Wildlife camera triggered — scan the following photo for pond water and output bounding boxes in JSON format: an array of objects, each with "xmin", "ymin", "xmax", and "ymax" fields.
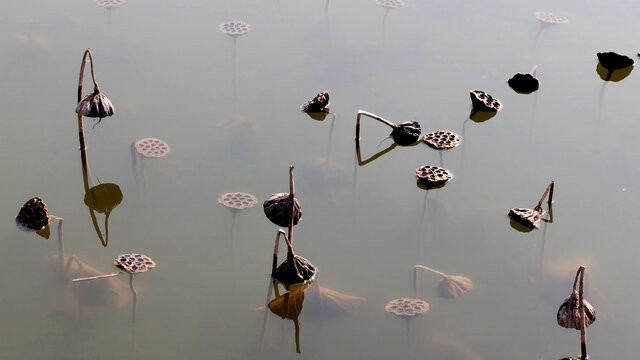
[{"xmin": 2, "ymin": 0, "xmax": 640, "ymax": 359}]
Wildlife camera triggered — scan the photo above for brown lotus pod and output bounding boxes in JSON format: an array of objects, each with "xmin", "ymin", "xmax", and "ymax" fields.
[
  {"xmin": 384, "ymin": 298, "xmax": 429, "ymax": 318},
  {"xmin": 437, "ymin": 275, "xmax": 474, "ymax": 299},
  {"xmin": 557, "ymin": 289, "xmax": 596, "ymax": 330},
  {"xmin": 114, "ymin": 253, "xmax": 156, "ymax": 274},
  {"xmin": 470, "ymin": 90, "xmax": 502, "ymax": 112},
  {"xmin": 508, "ymin": 207, "xmax": 543, "ymax": 229},
  {"xmin": 416, "ymin": 165, "xmax": 452, "ymax": 186},
  {"xmin": 219, "ymin": 21, "xmax": 252, "ymax": 36},
  {"xmin": 218, "ymin": 192, "xmax": 258, "ymax": 211},
  {"xmin": 391, "ymin": 121, "xmax": 421, "ymax": 146},
  {"xmin": 422, "ymin": 131, "xmax": 461, "ymax": 150},
  {"xmin": 301, "ymin": 91, "xmax": 330, "ymax": 113},
  {"xmin": 272, "ymin": 254, "xmax": 317, "ymax": 286},
  {"xmin": 535, "ymin": 11, "xmax": 568, "ymax": 24},
  {"xmin": 263, "ymin": 193, "xmax": 302, "ymax": 227},
  {"xmin": 597, "ymin": 51, "xmax": 634, "ymax": 71},
  {"xmin": 76, "ymin": 89, "xmax": 115, "ymax": 119},
  {"xmin": 376, "ymin": 0, "xmax": 405, "ymax": 9},
  {"xmin": 508, "ymin": 67, "xmax": 540, "ymax": 94},
  {"xmin": 134, "ymin": 138, "xmax": 171, "ymax": 158},
  {"xmin": 16, "ymin": 197, "xmax": 49, "ymax": 232}
]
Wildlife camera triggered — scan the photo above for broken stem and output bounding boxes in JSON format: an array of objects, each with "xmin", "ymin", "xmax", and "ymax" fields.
[
  {"xmin": 414, "ymin": 265, "xmax": 448, "ymax": 298},
  {"xmin": 535, "ymin": 181, "xmax": 554, "ymax": 212},
  {"xmin": 72, "ymin": 271, "xmax": 122, "ymax": 282},
  {"xmin": 529, "ymin": 65, "xmax": 539, "ymax": 76}
]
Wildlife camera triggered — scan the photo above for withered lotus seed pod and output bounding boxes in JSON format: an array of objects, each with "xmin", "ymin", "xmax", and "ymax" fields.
[
  {"xmin": 263, "ymin": 193, "xmax": 302, "ymax": 227},
  {"xmin": 76, "ymin": 89, "xmax": 115, "ymax": 119},
  {"xmin": 557, "ymin": 289, "xmax": 597, "ymax": 330},
  {"xmin": 16, "ymin": 197, "xmax": 49, "ymax": 232},
  {"xmin": 272, "ymin": 253, "xmax": 317, "ymax": 286},
  {"xmin": 470, "ymin": 90, "xmax": 502, "ymax": 112},
  {"xmin": 301, "ymin": 91, "xmax": 330, "ymax": 113},
  {"xmin": 390, "ymin": 121, "xmax": 421, "ymax": 146},
  {"xmin": 597, "ymin": 51, "xmax": 634, "ymax": 71}
]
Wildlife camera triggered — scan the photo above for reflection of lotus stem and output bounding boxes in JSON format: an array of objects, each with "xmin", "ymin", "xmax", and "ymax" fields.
[
  {"xmin": 81, "ymin": 147, "xmax": 108, "ymax": 247},
  {"xmin": 130, "ymin": 273, "xmax": 137, "ymax": 347},
  {"xmin": 259, "ymin": 278, "xmax": 274, "ymax": 349},
  {"xmin": 72, "ymin": 271, "xmax": 122, "ymax": 282},
  {"xmin": 413, "ymin": 265, "xmax": 448, "ymax": 298}
]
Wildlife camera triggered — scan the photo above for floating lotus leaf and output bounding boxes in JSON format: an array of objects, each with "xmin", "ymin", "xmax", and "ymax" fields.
[
  {"xmin": 470, "ymin": 90, "xmax": 502, "ymax": 112},
  {"xmin": 219, "ymin": 21, "xmax": 252, "ymax": 36},
  {"xmin": 508, "ymin": 207, "xmax": 543, "ymax": 229},
  {"xmin": 535, "ymin": 11, "xmax": 568, "ymax": 24},
  {"xmin": 263, "ymin": 193, "xmax": 302, "ymax": 227},
  {"xmin": 300, "ymin": 91, "xmax": 330, "ymax": 113},
  {"xmin": 218, "ymin": 192, "xmax": 258, "ymax": 211},
  {"xmin": 94, "ymin": 0, "xmax": 126, "ymax": 8},
  {"xmin": 76, "ymin": 90, "xmax": 115, "ymax": 119},
  {"xmin": 557, "ymin": 290, "xmax": 597, "ymax": 330},
  {"xmin": 385, "ymin": 298, "xmax": 429, "ymax": 318},
  {"xmin": 422, "ymin": 131, "xmax": 461, "ymax": 150},
  {"xmin": 508, "ymin": 73, "xmax": 539, "ymax": 94},
  {"xmin": 134, "ymin": 138, "xmax": 171, "ymax": 158},
  {"xmin": 390, "ymin": 121, "xmax": 421, "ymax": 146},
  {"xmin": 376, "ymin": 0, "xmax": 404, "ymax": 8},
  {"xmin": 16, "ymin": 197, "xmax": 49, "ymax": 232},
  {"xmin": 84, "ymin": 183, "xmax": 123, "ymax": 214},
  {"xmin": 416, "ymin": 165, "xmax": 452, "ymax": 187},
  {"xmin": 437, "ymin": 275, "xmax": 474, "ymax": 299},
  {"xmin": 273, "ymin": 254, "xmax": 317, "ymax": 287},
  {"xmin": 114, "ymin": 253, "xmax": 156, "ymax": 274}
]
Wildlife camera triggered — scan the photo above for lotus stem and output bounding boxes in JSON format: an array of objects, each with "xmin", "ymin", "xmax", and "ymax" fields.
[
  {"xmin": 77, "ymin": 49, "xmax": 98, "ymax": 151},
  {"xmin": 530, "ymin": 65, "xmax": 538, "ymax": 76},
  {"xmin": 535, "ymin": 181, "xmax": 554, "ymax": 212},
  {"xmin": 272, "ymin": 229, "xmax": 287, "ymax": 275},
  {"xmin": 413, "ymin": 265, "xmax": 448, "ymax": 298},
  {"xmin": 287, "ymin": 165, "xmax": 296, "ymax": 257},
  {"xmin": 577, "ymin": 266, "xmax": 587, "ymax": 360},
  {"xmin": 72, "ymin": 271, "xmax": 122, "ymax": 282}
]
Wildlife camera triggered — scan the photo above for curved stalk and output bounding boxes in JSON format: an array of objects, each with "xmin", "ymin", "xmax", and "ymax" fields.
[
  {"xmin": 272, "ymin": 229, "xmax": 287, "ymax": 275},
  {"xmin": 413, "ymin": 265, "xmax": 448, "ymax": 298},
  {"xmin": 77, "ymin": 49, "xmax": 99, "ymax": 151}
]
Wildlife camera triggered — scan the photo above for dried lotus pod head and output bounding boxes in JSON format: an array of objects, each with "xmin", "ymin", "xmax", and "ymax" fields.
[
  {"xmin": 114, "ymin": 253, "xmax": 156, "ymax": 274},
  {"xmin": 134, "ymin": 138, "xmax": 171, "ymax": 158},
  {"xmin": 263, "ymin": 193, "xmax": 302, "ymax": 227},
  {"xmin": 272, "ymin": 254, "xmax": 317, "ymax": 287},
  {"xmin": 376, "ymin": 0, "xmax": 404, "ymax": 8},
  {"xmin": 300, "ymin": 91, "xmax": 330, "ymax": 113},
  {"xmin": 508, "ymin": 73, "xmax": 539, "ymax": 94},
  {"xmin": 535, "ymin": 11, "xmax": 569, "ymax": 24},
  {"xmin": 16, "ymin": 197, "xmax": 50, "ymax": 232},
  {"xmin": 384, "ymin": 298, "xmax": 429, "ymax": 318},
  {"xmin": 391, "ymin": 121, "xmax": 421, "ymax": 146},
  {"xmin": 437, "ymin": 275, "xmax": 474, "ymax": 299},
  {"xmin": 416, "ymin": 165, "xmax": 452, "ymax": 187},
  {"xmin": 508, "ymin": 207, "xmax": 543, "ymax": 229},
  {"xmin": 219, "ymin": 21, "xmax": 252, "ymax": 36},
  {"xmin": 422, "ymin": 131, "xmax": 461, "ymax": 150},
  {"xmin": 218, "ymin": 192, "xmax": 258, "ymax": 211},
  {"xmin": 76, "ymin": 90, "xmax": 115, "ymax": 119},
  {"xmin": 597, "ymin": 51, "xmax": 634, "ymax": 71},
  {"xmin": 557, "ymin": 290, "xmax": 597, "ymax": 330},
  {"xmin": 94, "ymin": 0, "xmax": 126, "ymax": 8},
  {"xmin": 470, "ymin": 90, "xmax": 502, "ymax": 112}
]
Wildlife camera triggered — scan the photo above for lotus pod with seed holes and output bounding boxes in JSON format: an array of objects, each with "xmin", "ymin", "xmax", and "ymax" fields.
[
  {"xmin": 263, "ymin": 193, "xmax": 302, "ymax": 227},
  {"xmin": 470, "ymin": 90, "xmax": 502, "ymax": 112},
  {"xmin": 219, "ymin": 21, "xmax": 251, "ymax": 36},
  {"xmin": 16, "ymin": 197, "xmax": 49, "ymax": 232},
  {"xmin": 114, "ymin": 253, "xmax": 156, "ymax": 274},
  {"xmin": 390, "ymin": 121, "xmax": 421, "ymax": 146},
  {"xmin": 376, "ymin": 0, "xmax": 404, "ymax": 9},
  {"xmin": 76, "ymin": 90, "xmax": 115, "ymax": 119},
  {"xmin": 301, "ymin": 91, "xmax": 330, "ymax": 113},
  {"xmin": 535, "ymin": 11, "xmax": 568, "ymax": 24},
  {"xmin": 422, "ymin": 131, "xmax": 461, "ymax": 150},
  {"xmin": 557, "ymin": 290, "xmax": 596, "ymax": 330},
  {"xmin": 218, "ymin": 192, "xmax": 258, "ymax": 211},
  {"xmin": 134, "ymin": 138, "xmax": 171, "ymax": 158},
  {"xmin": 508, "ymin": 207, "xmax": 543, "ymax": 229},
  {"xmin": 416, "ymin": 165, "xmax": 452, "ymax": 186},
  {"xmin": 384, "ymin": 298, "xmax": 429, "ymax": 318}
]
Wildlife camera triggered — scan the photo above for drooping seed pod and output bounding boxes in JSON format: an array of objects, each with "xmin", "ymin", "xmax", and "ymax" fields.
[
  {"xmin": 16, "ymin": 197, "xmax": 50, "ymax": 232},
  {"xmin": 557, "ymin": 289, "xmax": 597, "ymax": 330},
  {"xmin": 390, "ymin": 121, "xmax": 421, "ymax": 146},
  {"xmin": 300, "ymin": 91, "xmax": 330, "ymax": 113},
  {"xmin": 76, "ymin": 89, "xmax": 115, "ymax": 119},
  {"xmin": 272, "ymin": 253, "xmax": 317, "ymax": 286},
  {"xmin": 263, "ymin": 193, "xmax": 302, "ymax": 227}
]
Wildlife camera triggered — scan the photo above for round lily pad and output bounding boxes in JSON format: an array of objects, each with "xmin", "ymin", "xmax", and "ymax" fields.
[
  {"xmin": 422, "ymin": 131, "xmax": 461, "ymax": 150},
  {"xmin": 385, "ymin": 298, "xmax": 429, "ymax": 318},
  {"xmin": 219, "ymin": 21, "xmax": 252, "ymax": 36},
  {"xmin": 218, "ymin": 192, "xmax": 258, "ymax": 211},
  {"xmin": 114, "ymin": 253, "xmax": 156, "ymax": 274},
  {"xmin": 134, "ymin": 138, "xmax": 171, "ymax": 158}
]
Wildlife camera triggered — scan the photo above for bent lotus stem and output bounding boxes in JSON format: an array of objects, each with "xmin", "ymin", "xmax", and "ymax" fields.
[
  {"xmin": 355, "ymin": 110, "xmax": 397, "ymax": 143},
  {"xmin": 530, "ymin": 65, "xmax": 539, "ymax": 76},
  {"xmin": 81, "ymin": 147, "xmax": 108, "ymax": 247},
  {"xmin": 77, "ymin": 49, "xmax": 99, "ymax": 151},
  {"xmin": 272, "ymin": 229, "xmax": 288, "ymax": 275},
  {"xmin": 72, "ymin": 271, "xmax": 122, "ymax": 282},
  {"xmin": 534, "ymin": 181, "xmax": 554, "ymax": 213},
  {"xmin": 413, "ymin": 265, "xmax": 448, "ymax": 298}
]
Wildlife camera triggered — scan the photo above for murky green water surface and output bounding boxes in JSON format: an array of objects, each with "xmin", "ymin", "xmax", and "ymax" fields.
[{"xmin": 2, "ymin": 0, "xmax": 640, "ymax": 359}]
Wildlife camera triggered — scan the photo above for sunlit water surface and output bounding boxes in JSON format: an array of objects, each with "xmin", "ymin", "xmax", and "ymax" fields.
[{"xmin": 1, "ymin": 0, "xmax": 640, "ymax": 359}]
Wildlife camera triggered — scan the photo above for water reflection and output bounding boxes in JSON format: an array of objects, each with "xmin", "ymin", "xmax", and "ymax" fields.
[{"xmin": 15, "ymin": 197, "xmax": 65, "ymax": 269}]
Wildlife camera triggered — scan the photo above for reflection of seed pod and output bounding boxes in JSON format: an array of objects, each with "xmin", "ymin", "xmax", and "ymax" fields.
[
  {"xmin": 470, "ymin": 90, "xmax": 502, "ymax": 112},
  {"xmin": 557, "ymin": 290, "xmax": 597, "ymax": 330},
  {"xmin": 384, "ymin": 298, "xmax": 429, "ymax": 318},
  {"xmin": 273, "ymin": 254, "xmax": 316, "ymax": 286},
  {"xmin": 76, "ymin": 90, "xmax": 115, "ymax": 119},
  {"xmin": 416, "ymin": 166, "xmax": 452, "ymax": 186},
  {"xmin": 263, "ymin": 193, "xmax": 302, "ymax": 227},
  {"xmin": 16, "ymin": 197, "xmax": 49, "ymax": 232},
  {"xmin": 422, "ymin": 131, "xmax": 461, "ymax": 150},
  {"xmin": 391, "ymin": 121, "xmax": 421, "ymax": 146},
  {"xmin": 300, "ymin": 91, "xmax": 330, "ymax": 113},
  {"xmin": 508, "ymin": 207, "xmax": 543, "ymax": 229},
  {"xmin": 114, "ymin": 253, "xmax": 156, "ymax": 274}
]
